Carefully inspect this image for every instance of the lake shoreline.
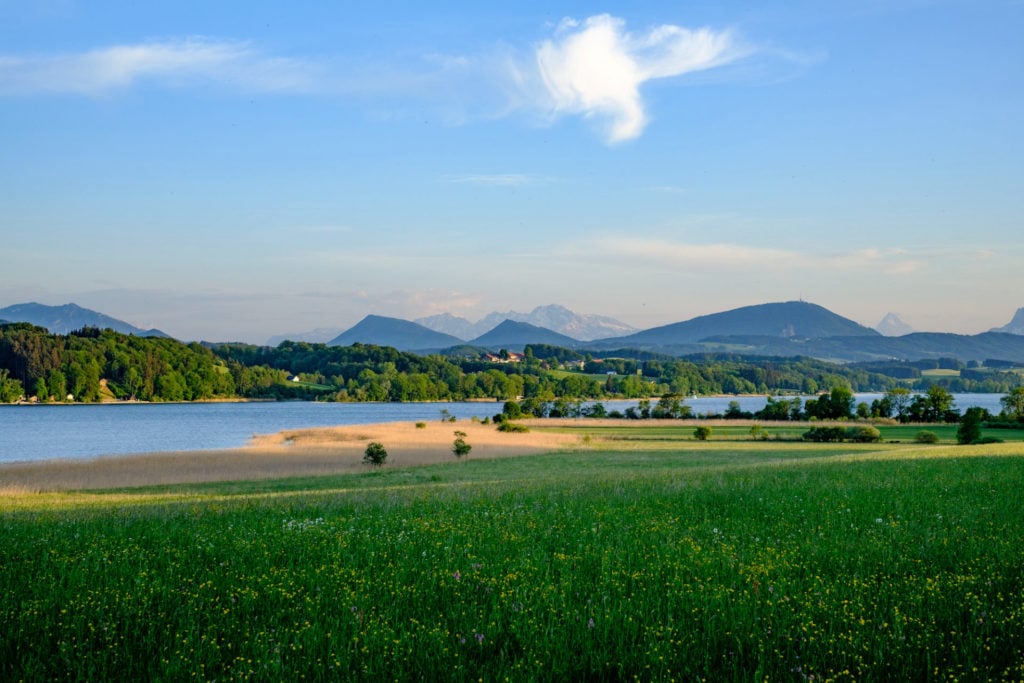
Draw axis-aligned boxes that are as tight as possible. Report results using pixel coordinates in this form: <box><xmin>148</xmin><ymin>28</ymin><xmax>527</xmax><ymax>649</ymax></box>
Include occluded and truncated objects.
<box><xmin>0</xmin><ymin>420</ymin><xmax>579</xmax><ymax>491</ymax></box>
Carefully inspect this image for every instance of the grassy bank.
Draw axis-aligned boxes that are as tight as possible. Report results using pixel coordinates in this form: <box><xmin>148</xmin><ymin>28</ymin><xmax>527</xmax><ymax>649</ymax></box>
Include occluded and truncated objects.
<box><xmin>2</xmin><ymin>431</ymin><xmax>1024</xmax><ymax>681</ymax></box>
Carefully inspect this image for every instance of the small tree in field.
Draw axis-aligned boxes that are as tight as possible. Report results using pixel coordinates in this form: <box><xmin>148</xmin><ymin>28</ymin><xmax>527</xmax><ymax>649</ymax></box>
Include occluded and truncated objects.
<box><xmin>957</xmin><ymin>407</ymin><xmax>985</xmax><ymax>445</ymax></box>
<box><xmin>363</xmin><ymin>442</ymin><xmax>388</xmax><ymax>466</ymax></box>
<box><xmin>452</xmin><ymin>430</ymin><xmax>472</xmax><ymax>458</ymax></box>
<box><xmin>694</xmin><ymin>425</ymin><xmax>712</xmax><ymax>441</ymax></box>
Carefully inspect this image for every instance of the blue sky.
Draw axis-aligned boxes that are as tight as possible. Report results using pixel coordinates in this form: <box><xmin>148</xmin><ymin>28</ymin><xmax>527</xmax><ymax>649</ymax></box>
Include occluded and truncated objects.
<box><xmin>1</xmin><ymin>1</ymin><xmax>1021</xmax><ymax>343</ymax></box>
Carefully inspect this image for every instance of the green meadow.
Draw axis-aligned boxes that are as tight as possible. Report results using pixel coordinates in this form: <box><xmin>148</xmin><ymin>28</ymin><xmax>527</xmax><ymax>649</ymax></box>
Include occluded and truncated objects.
<box><xmin>3</xmin><ymin>428</ymin><xmax>1024</xmax><ymax>681</ymax></box>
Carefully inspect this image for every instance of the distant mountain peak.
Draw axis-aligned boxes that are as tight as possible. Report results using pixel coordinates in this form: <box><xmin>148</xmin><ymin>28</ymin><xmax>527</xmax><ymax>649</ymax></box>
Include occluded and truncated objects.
<box><xmin>599</xmin><ymin>300</ymin><xmax>878</xmax><ymax>347</ymax></box>
<box><xmin>266</xmin><ymin>327</ymin><xmax>345</xmax><ymax>347</ymax></box>
<box><xmin>0</xmin><ymin>302</ymin><xmax>169</xmax><ymax>337</ymax></box>
<box><xmin>991</xmin><ymin>307</ymin><xmax>1024</xmax><ymax>335</ymax></box>
<box><xmin>467</xmin><ymin>319</ymin><xmax>579</xmax><ymax>351</ymax></box>
<box><xmin>327</xmin><ymin>315</ymin><xmax>463</xmax><ymax>351</ymax></box>
<box><xmin>415</xmin><ymin>304</ymin><xmax>636</xmax><ymax>341</ymax></box>
<box><xmin>876</xmin><ymin>312</ymin><xmax>915</xmax><ymax>337</ymax></box>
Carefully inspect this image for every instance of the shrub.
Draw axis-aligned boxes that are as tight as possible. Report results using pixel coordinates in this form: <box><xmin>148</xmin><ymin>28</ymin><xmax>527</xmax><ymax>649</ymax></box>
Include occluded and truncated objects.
<box><xmin>497</xmin><ymin>422</ymin><xmax>530</xmax><ymax>433</ymax></box>
<box><xmin>452</xmin><ymin>431</ymin><xmax>472</xmax><ymax>458</ymax></box>
<box><xmin>415</xmin><ymin>422</ymin><xmax>426</xmax><ymax>429</ymax></box>
<box><xmin>363</xmin><ymin>441</ymin><xmax>388</xmax><ymax>466</ymax></box>
<box><xmin>693</xmin><ymin>426</ymin><xmax>712</xmax><ymax>441</ymax></box>
<box><xmin>803</xmin><ymin>426</ymin><xmax>847</xmax><ymax>443</ymax></box>
<box><xmin>914</xmin><ymin>430</ymin><xmax>939</xmax><ymax>444</ymax></box>
<box><xmin>845</xmin><ymin>425</ymin><xmax>881</xmax><ymax>443</ymax></box>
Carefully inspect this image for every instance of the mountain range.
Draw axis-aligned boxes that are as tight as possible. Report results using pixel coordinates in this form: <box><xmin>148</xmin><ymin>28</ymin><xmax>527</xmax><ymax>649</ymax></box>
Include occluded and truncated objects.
<box><xmin>321</xmin><ymin>301</ymin><xmax>1024</xmax><ymax>363</ymax></box>
<box><xmin>4</xmin><ymin>300</ymin><xmax>1024</xmax><ymax>363</ymax></box>
<box><xmin>415</xmin><ymin>304</ymin><xmax>638</xmax><ymax>341</ymax></box>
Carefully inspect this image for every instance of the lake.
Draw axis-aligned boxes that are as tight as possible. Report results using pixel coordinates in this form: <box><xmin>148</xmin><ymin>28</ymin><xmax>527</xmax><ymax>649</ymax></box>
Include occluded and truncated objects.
<box><xmin>0</xmin><ymin>394</ymin><xmax>1009</xmax><ymax>464</ymax></box>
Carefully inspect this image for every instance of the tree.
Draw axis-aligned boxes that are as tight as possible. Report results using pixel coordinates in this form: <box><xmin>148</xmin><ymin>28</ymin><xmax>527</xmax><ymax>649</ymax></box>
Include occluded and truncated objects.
<box><xmin>828</xmin><ymin>385</ymin><xmax>855</xmax><ymax>420</ymax></box>
<box><xmin>363</xmin><ymin>442</ymin><xmax>388</xmax><ymax>466</ymax></box>
<box><xmin>653</xmin><ymin>393</ymin><xmax>691</xmax><ymax>419</ymax></box>
<box><xmin>693</xmin><ymin>425</ymin><xmax>712</xmax><ymax>441</ymax></box>
<box><xmin>32</xmin><ymin>378</ymin><xmax>48</xmax><ymax>402</ymax></box>
<box><xmin>0</xmin><ymin>369</ymin><xmax>23</xmax><ymax>403</ymax></box>
<box><xmin>925</xmin><ymin>385</ymin><xmax>956</xmax><ymax>422</ymax></box>
<box><xmin>47</xmin><ymin>369</ymin><xmax>67</xmax><ymax>402</ymax></box>
<box><xmin>957</xmin><ymin>407</ymin><xmax>985</xmax><ymax>444</ymax></box>
<box><xmin>886</xmin><ymin>387</ymin><xmax>912</xmax><ymax>422</ymax></box>
<box><xmin>502</xmin><ymin>400</ymin><xmax>523</xmax><ymax>420</ymax></box>
<box><xmin>1001</xmin><ymin>387</ymin><xmax>1024</xmax><ymax>420</ymax></box>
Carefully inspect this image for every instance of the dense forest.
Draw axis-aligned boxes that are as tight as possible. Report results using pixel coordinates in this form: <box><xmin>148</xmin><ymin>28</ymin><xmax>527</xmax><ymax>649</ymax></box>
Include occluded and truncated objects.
<box><xmin>1</xmin><ymin>323</ymin><xmax>1022</xmax><ymax>408</ymax></box>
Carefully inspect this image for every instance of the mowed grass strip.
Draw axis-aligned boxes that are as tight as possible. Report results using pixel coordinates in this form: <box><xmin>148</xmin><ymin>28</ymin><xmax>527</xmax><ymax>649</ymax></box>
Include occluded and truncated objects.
<box><xmin>2</xmin><ymin>436</ymin><xmax>1024</xmax><ymax>681</ymax></box>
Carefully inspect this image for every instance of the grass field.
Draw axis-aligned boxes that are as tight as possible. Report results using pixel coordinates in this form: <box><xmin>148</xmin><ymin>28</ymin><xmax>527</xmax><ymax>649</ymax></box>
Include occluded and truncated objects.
<box><xmin>3</xmin><ymin>427</ymin><xmax>1024</xmax><ymax>681</ymax></box>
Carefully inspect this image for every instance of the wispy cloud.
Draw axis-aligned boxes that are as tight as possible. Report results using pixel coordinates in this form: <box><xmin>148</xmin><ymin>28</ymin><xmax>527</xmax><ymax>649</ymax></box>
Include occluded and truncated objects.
<box><xmin>584</xmin><ymin>237</ymin><xmax>924</xmax><ymax>274</ymax></box>
<box><xmin>0</xmin><ymin>37</ymin><xmax>317</xmax><ymax>95</ymax></box>
<box><xmin>441</xmin><ymin>173</ymin><xmax>548</xmax><ymax>187</ymax></box>
<box><xmin>0</xmin><ymin>17</ymin><xmax>757</xmax><ymax>140</ymax></box>
<box><xmin>533</xmin><ymin>15</ymin><xmax>745</xmax><ymax>143</ymax></box>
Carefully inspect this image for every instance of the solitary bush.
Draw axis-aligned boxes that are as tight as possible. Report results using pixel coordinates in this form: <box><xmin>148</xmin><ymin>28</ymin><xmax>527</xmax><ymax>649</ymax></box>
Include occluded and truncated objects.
<box><xmin>915</xmin><ymin>430</ymin><xmax>939</xmax><ymax>444</ymax></box>
<box><xmin>415</xmin><ymin>422</ymin><xmax>426</xmax><ymax>429</ymax></box>
<box><xmin>845</xmin><ymin>425</ymin><xmax>881</xmax><ymax>443</ymax></box>
<box><xmin>363</xmin><ymin>441</ymin><xmax>388</xmax><ymax>466</ymax></box>
<box><xmin>693</xmin><ymin>426</ymin><xmax>712</xmax><ymax>441</ymax></box>
<box><xmin>452</xmin><ymin>430</ymin><xmax>472</xmax><ymax>458</ymax></box>
<box><xmin>497</xmin><ymin>422</ymin><xmax>530</xmax><ymax>433</ymax></box>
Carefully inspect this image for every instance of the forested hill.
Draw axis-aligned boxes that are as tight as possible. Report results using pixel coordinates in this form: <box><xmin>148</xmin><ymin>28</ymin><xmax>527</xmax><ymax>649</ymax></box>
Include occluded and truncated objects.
<box><xmin>0</xmin><ymin>324</ymin><xmax>237</xmax><ymax>403</ymax></box>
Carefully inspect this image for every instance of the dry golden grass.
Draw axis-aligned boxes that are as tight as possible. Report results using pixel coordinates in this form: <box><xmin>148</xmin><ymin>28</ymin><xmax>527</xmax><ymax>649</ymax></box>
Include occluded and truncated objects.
<box><xmin>0</xmin><ymin>421</ymin><xmax>579</xmax><ymax>491</ymax></box>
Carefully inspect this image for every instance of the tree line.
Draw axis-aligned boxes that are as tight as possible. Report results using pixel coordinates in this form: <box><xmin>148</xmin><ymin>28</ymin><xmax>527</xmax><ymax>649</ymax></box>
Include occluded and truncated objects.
<box><xmin>2</xmin><ymin>324</ymin><xmax>1023</xmax><ymax>414</ymax></box>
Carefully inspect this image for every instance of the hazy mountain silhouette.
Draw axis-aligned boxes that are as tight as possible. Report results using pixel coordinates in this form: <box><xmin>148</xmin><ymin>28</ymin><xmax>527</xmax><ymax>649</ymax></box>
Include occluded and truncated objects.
<box><xmin>467</xmin><ymin>320</ymin><xmax>580</xmax><ymax>351</ymax></box>
<box><xmin>991</xmin><ymin>307</ymin><xmax>1024</xmax><ymax>335</ymax></box>
<box><xmin>0</xmin><ymin>302</ymin><xmax>168</xmax><ymax>337</ymax></box>
<box><xmin>875</xmin><ymin>312</ymin><xmax>915</xmax><ymax>336</ymax></box>
<box><xmin>598</xmin><ymin>301</ymin><xmax>877</xmax><ymax>347</ymax></box>
<box><xmin>327</xmin><ymin>315</ymin><xmax>463</xmax><ymax>351</ymax></box>
<box><xmin>416</xmin><ymin>304</ymin><xmax>637</xmax><ymax>341</ymax></box>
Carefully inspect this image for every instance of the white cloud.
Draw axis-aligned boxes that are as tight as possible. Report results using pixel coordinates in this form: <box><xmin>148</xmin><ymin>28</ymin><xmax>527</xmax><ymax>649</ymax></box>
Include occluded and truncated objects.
<box><xmin>0</xmin><ymin>37</ymin><xmax>317</xmax><ymax>95</ymax></box>
<box><xmin>534</xmin><ymin>15</ymin><xmax>744</xmax><ymax>142</ymax></box>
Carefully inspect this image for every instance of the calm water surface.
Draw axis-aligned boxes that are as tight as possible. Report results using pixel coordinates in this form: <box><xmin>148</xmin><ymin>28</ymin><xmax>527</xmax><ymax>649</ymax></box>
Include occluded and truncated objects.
<box><xmin>0</xmin><ymin>394</ymin><xmax>1008</xmax><ymax>464</ymax></box>
<box><xmin>0</xmin><ymin>402</ymin><xmax>499</xmax><ymax>463</ymax></box>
